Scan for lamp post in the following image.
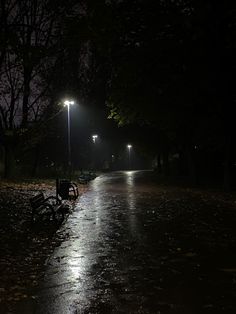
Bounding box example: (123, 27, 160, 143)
(92, 134, 98, 170)
(111, 154, 115, 170)
(127, 144, 132, 169)
(64, 100, 74, 177)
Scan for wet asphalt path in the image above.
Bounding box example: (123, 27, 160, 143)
(38, 170, 171, 314)
(25, 170, 235, 314)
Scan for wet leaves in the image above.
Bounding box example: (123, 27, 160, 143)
(81, 184, 236, 313)
(0, 179, 88, 313)
(1, 175, 236, 313)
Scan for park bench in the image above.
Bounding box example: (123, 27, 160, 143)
(56, 179, 79, 200)
(30, 192, 69, 222)
(78, 174, 90, 184)
(78, 172, 97, 184)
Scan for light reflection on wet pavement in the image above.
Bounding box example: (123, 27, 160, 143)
(30, 170, 236, 314)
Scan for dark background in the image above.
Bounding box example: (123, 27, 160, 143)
(0, 0, 235, 190)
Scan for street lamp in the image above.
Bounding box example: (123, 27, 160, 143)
(127, 144, 132, 169)
(64, 100, 75, 177)
(91, 134, 99, 170)
(92, 134, 98, 143)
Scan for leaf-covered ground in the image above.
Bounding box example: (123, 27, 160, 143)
(0, 179, 88, 313)
(0, 177, 236, 313)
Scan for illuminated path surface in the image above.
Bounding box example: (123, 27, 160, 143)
(37, 170, 157, 314)
(36, 170, 170, 314)
(24, 170, 235, 314)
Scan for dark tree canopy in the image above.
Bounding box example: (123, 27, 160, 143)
(79, 0, 236, 188)
(1, 0, 236, 188)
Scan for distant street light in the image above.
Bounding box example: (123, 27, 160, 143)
(64, 100, 75, 177)
(92, 134, 98, 143)
(91, 134, 99, 170)
(127, 144, 132, 169)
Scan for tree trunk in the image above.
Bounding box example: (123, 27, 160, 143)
(223, 136, 232, 191)
(163, 149, 169, 176)
(4, 141, 15, 178)
(31, 147, 40, 177)
(187, 147, 197, 186)
(22, 65, 32, 128)
(157, 153, 162, 173)
(178, 150, 185, 176)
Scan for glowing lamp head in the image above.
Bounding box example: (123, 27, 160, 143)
(92, 134, 98, 143)
(64, 100, 75, 107)
(127, 144, 132, 149)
